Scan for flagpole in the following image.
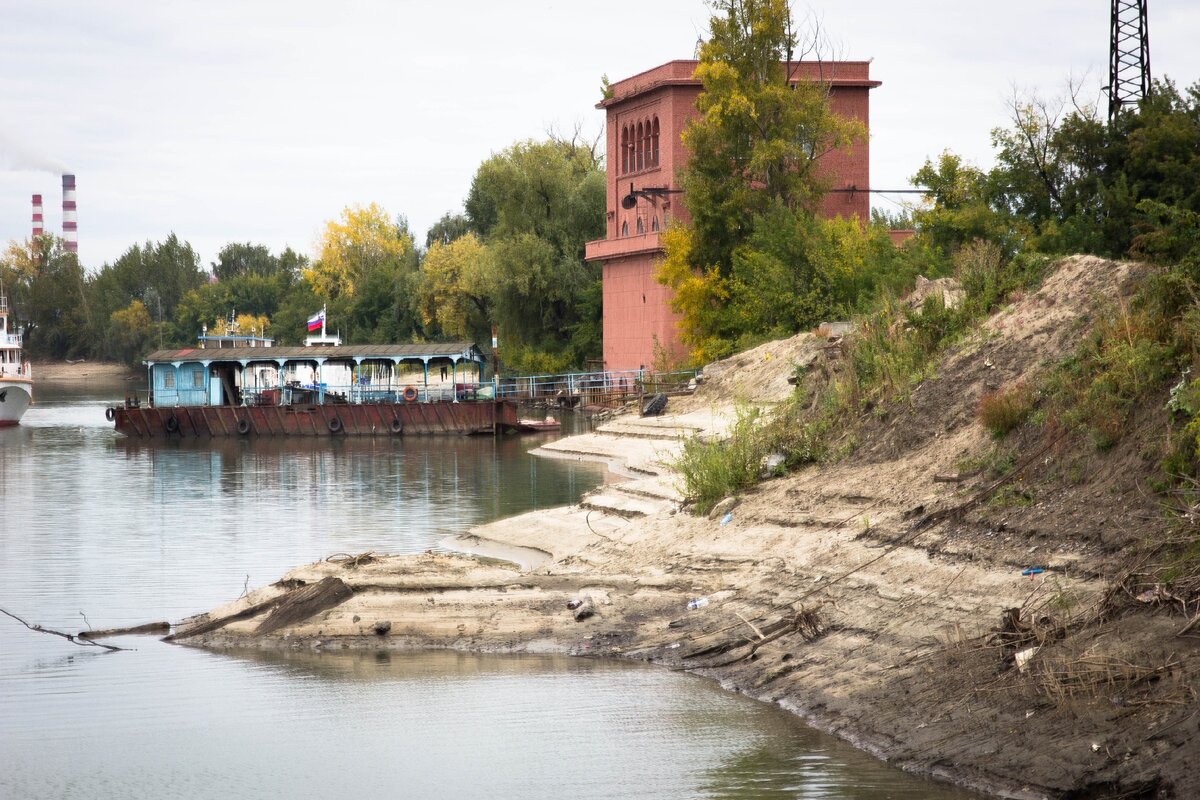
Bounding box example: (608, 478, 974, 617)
(321, 304, 327, 339)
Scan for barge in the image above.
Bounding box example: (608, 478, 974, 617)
(107, 335, 520, 438)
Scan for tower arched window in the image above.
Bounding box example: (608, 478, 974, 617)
(651, 117, 660, 166)
(620, 127, 629, 174)
(643, 118, 652, 168)
(650, 215, 659, 232)
(635, 121, 644, 171)
(621, 220, 629, 237)
(636, 216, 644, 234)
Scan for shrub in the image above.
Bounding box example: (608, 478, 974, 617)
(978, 382, 1036, 438)
(675, 406, 770, 515)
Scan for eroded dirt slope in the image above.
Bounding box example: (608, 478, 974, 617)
(172, 256, 1198, 800)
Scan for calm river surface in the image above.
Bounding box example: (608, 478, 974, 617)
(0, 380, 975, 799)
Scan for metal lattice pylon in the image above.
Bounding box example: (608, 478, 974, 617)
(1108, 0, 1151, 121)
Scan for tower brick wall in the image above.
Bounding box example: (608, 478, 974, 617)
(585, 60, 880, 372)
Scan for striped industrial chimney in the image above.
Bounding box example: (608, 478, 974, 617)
(62, 174, 77, 253)
(32, 194, 44, 238)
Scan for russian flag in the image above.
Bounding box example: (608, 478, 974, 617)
(307, 310, 324, 332)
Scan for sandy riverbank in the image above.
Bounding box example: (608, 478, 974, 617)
(31, 360, 138, 383)
(164, 257, 1200, 799)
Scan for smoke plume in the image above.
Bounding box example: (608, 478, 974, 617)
(0, 130, 70, 174)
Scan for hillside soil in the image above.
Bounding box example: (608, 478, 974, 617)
(165, 256, 1199, 800)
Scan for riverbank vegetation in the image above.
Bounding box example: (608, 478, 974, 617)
(669, 3, 1200, 514)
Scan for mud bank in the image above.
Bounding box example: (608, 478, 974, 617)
(31, 360, 136, 383)
(170, 257, 1200, 799)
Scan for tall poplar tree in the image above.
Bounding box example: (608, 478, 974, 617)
(658, 0, 866, 361)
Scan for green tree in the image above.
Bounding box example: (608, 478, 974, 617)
(658, 0, 867, 361)
(679, 0, 864, 273)
(89, 234, 206, 351)
(453, 135, 605, 364)
(911, 151, 1025, 256)
(212, 242, 290, 282)
(425, 212, 471, 249)
(0, 236, 91, 359)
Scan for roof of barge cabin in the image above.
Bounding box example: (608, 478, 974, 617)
(142, 342, 483, 365)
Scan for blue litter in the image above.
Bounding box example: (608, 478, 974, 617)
(1021, 568, 1045, 579)
(719, 512, 734, 526)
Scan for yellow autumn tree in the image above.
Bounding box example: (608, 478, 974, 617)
(108, 299, 155, 363)
(418, 233, 491, 341)
(212, 312, 270, 338)
(305, 203, 415, 298)
(654, 225, 730, 364)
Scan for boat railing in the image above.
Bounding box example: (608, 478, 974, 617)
(0, 332, 22, 348)
(124, 371, 696, 410)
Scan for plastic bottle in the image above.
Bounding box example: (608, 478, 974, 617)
(687, 597, 709, 610)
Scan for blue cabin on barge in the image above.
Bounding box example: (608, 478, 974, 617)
(109, 340, 519, 438)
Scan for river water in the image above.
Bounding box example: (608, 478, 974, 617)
(0, 381, 975, 799)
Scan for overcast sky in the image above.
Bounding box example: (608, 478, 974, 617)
(1, 0, 1197, 271)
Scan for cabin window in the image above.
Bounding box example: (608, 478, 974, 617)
(193, 370, 204, 388)
(163, 371, 175, 389)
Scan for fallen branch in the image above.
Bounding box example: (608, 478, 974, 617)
(1, 607, 130, 652)
(933, 468, 983, 484)
(735, 611, 766, 640)
(78, 621, 170, 639)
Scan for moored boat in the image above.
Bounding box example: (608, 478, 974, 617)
(106, 320, 521, 437)
(0, 289, 33, 427)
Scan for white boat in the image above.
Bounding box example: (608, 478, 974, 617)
(0, 289, 33, 427)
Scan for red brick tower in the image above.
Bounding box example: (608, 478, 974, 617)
(585, 60, 880, 372)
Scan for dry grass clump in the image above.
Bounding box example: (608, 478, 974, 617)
(977, 382, 1036, 438)
(1034, 648, 1183, 705)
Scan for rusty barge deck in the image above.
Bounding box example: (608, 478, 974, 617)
(110, 400, 519, 438)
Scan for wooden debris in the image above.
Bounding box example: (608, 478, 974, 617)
(166, 577, 354, 641)
(253, 577, 353, 635)
(165, 595, 287, 641)
(932, 468, 983, 484)
(1, 607, 129, 652)
(78, 621, 170, 639)
(325, 551, 377, 569)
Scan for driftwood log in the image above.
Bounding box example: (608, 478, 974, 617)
(79, 621, 170, 639)
(166, 577, 352, 641)
(253, 577, 353, 635)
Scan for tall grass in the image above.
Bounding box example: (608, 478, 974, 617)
(978, 382, 1036, 438)
(675, 406, 770, 515)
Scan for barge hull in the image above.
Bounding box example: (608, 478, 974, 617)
(112, 401, 520, 438)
